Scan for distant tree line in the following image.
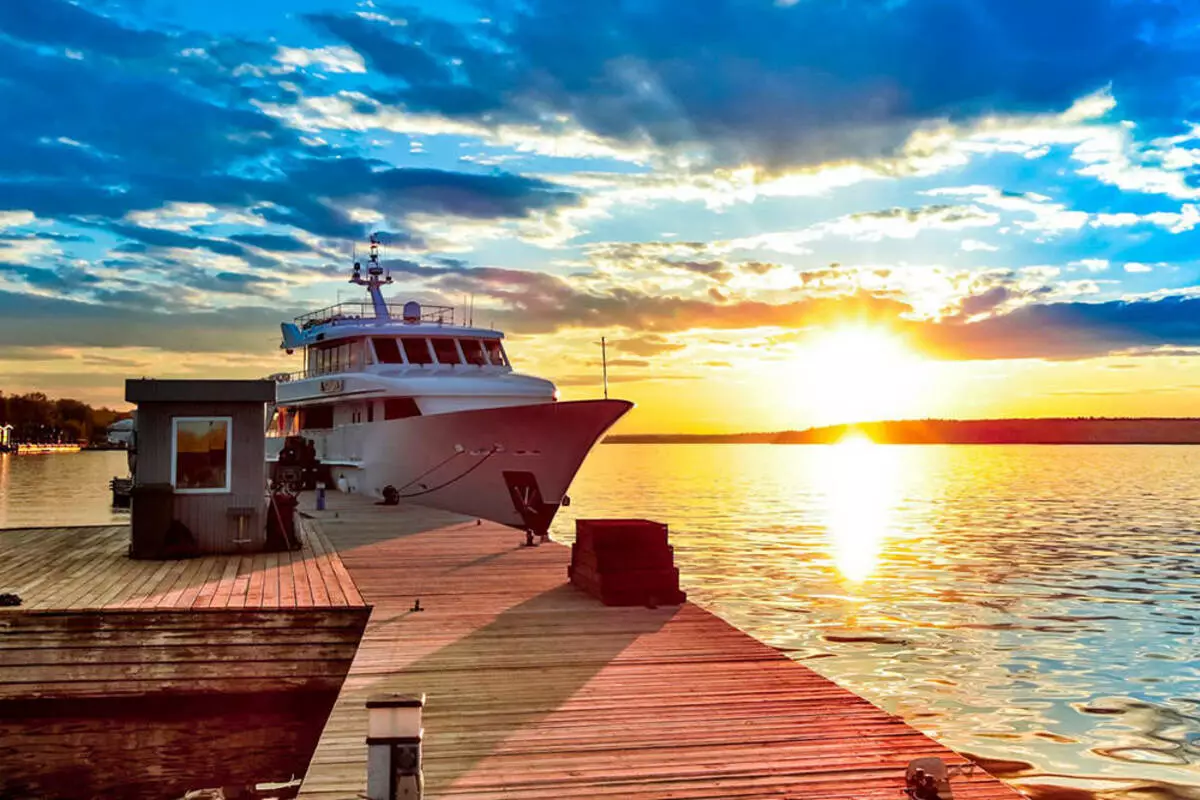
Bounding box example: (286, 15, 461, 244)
(608, 417, 1200, 445)
(0, 392, 128, 445)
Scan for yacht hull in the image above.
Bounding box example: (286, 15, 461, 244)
(323, 399, 631, 531)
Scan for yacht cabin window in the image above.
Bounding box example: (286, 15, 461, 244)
(372, 337, 404, 364)
(300, 406, 334, 430)
(308, 340, 363, 375)
(401, 337, 433, 365)
(484, 339, 507, 366)
(461, 339, 488, 366)
(430, 337, 461, 365)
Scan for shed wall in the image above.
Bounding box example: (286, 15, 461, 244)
(135, 401, 268, 553)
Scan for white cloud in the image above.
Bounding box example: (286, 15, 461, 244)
(123, 202, 266, 231)
(1124, 262, 1154, 273)
(0, 234, 58, 262)
(254, 92, 657, 163)
(274, 45, 367, 74)
(1071, 258, 1110, 272)
(960, 239, 998, 252)
(1091, 203, 1200, 234)
(925, 185, 1087, 235)
(0, 211, 35, 229)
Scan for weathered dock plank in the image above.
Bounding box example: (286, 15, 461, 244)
(0, 523, 366, 611)
(299, 494, 1023, 800)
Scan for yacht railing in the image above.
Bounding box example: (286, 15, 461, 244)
(294, 302, 455, 329)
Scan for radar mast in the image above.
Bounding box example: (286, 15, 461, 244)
(349, 233, 393, 320)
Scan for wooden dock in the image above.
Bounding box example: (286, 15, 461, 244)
(0, 522, 363, 612)
(0, 522, 371, 799)
(299, 494, 1023, 800)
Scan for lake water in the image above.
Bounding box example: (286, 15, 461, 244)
(4, 445, 1200, 798)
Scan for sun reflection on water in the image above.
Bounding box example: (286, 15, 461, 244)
(820, 433, 903, 583)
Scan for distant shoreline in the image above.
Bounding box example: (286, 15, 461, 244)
(606, 418, 1200, 445)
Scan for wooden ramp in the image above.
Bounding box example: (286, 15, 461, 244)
(300, 494, 1023, 800)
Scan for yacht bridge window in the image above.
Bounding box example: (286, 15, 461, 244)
(484, 339, 508, 366)
(430, 337, 462, 365)
(401, 337, 433, 365)
(461, 339, 488, 366)
(372, 337, 404, 364)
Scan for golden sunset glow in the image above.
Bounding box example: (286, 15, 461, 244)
(820, 433, 902, 583)
(799, 327, 930, 425)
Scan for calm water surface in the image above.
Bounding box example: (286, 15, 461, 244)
(0, 451, 129, 527)
(4, 445, 1200, 798)
(553, 443, 1200, 800)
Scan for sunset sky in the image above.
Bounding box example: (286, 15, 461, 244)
(4, 0, 1200, 432)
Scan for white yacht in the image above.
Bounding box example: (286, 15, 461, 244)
(267, 236, 631, 537)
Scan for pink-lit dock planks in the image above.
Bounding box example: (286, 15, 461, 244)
(299, 493, 1023, 800)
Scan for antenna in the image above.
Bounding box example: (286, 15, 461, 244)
(600, 336, 609, 400)
(470, 294, 475, 326)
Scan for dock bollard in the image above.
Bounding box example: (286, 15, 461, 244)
(366, 694, 424, 800)
(316, 482, 326, 511)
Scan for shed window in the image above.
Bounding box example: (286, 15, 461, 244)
(430, 337, 461, 364)
(373, 337, 404, 364)
(484, 339, 508, 366)
(401, 337, 433, 365)
(384, 398, 422, 420)
(171, 417, 232, 493)
(461, 339, 488, 366)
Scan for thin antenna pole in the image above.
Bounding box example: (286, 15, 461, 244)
(601, 336, 608, 400)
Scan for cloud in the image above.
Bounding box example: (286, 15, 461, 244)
(0, 289, 304, 352)
(273, 45, 366, 74)
(0, 0, 174, 61)
(610, 334, 687, 357)
(925, 186, 1088, 234)
(912, 295, 1200, 361)
(305, 0, 1198, 172)
(1091, 204, 1200, 233)
(229, 233, 313, 252)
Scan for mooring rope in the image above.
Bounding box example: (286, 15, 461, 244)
(398, 446, 499, 499)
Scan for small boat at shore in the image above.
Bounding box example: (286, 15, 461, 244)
(13, 443, 82, 455)
(265, 235, 631, 537)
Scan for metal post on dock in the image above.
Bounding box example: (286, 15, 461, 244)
(366, 694, 424, 800)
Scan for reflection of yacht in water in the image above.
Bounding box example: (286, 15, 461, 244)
(266, 235, 631, 537)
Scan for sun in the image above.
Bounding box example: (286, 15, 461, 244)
(799, 326, 929, 425)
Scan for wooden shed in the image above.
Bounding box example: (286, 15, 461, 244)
(126, 379, 276, 556)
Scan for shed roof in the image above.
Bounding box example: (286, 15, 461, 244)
(125, 379, 276, 404)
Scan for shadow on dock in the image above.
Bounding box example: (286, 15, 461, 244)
(370, 584, 676, 793)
